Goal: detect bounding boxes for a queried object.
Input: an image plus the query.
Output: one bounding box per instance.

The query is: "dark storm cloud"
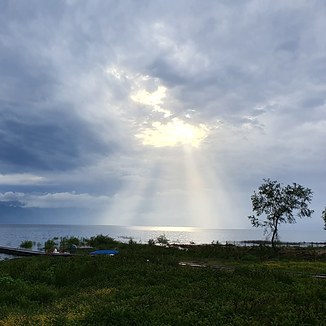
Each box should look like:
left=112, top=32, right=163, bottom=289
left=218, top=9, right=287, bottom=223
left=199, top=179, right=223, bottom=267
left=0, top=0, right=124, bottom=175
left=0, top=105, right=112, bottom=172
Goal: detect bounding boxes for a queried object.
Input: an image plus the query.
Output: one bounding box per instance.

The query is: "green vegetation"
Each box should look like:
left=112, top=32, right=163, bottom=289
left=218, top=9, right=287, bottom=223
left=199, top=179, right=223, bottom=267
left=19, top=240, right=33, bottom=249
left=0, top=236, right=325, bottom=325
left=44, top=239, right=58, bottom=252
left=86, top=234, right=118, bottom=249
left=42, top=235, right=109, bottom=253
left=155, top=233, right=169, bottom=245
left=59, top=236, right=85, bottom=253
left=248, top=179, right=314, bottom=247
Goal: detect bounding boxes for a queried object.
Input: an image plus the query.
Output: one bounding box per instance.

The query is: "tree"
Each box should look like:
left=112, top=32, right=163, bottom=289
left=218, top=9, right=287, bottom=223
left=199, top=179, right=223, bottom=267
left=248, top=179, right=314, bottom=247
left=322, top=207, right=326, bottom=230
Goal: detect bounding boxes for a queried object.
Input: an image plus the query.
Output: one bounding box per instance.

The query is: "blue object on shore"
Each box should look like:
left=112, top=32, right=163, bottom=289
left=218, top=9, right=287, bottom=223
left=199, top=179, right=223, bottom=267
left=90, top=249, right=119, bottom=256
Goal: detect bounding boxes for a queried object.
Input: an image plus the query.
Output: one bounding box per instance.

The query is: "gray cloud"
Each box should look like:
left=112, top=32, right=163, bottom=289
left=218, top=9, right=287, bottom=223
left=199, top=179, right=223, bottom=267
left=0, top=105, right=113, bottom=172
left=0, top=0, right=325, bottom=228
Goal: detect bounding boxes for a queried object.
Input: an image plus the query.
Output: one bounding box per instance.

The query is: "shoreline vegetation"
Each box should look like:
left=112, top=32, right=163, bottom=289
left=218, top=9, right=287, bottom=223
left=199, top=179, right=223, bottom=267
left=10, top=233, right=326, bottom=252
left=0, top=234, right=325, bottom=325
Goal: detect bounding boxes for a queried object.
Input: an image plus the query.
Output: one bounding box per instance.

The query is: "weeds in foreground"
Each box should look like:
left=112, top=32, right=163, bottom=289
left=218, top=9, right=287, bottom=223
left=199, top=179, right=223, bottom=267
left=1, top=238, right=325, bottom=325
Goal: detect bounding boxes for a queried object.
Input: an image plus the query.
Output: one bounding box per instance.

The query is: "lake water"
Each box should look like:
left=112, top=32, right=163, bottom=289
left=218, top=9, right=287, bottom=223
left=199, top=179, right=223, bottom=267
left=0, top=224, right=325, bottom=260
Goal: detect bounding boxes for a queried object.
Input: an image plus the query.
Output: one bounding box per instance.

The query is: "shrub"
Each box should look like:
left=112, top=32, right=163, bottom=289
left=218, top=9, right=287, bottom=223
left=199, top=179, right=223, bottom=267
left=59, top=236, right=82, bottom=252
left=44, top=239, right=57, bottom=252
left=86, top=234, right=119, bottom=249
left=128, top=238, right=137, bottom=245
left=19, top=240, right=33, bottom=249
left=156, top=234, right=169, bottom=245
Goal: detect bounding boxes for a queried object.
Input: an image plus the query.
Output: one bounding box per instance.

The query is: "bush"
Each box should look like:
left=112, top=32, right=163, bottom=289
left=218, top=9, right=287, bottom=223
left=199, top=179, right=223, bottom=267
left=44, top=239, right=57, bottom=252
left=59, top=236, right=82, bottom=252
left=86, top=234, right=119, bottom=249
left=156, top=234, right=169, bottom=245
left=19, top=240, right=33, bottom=249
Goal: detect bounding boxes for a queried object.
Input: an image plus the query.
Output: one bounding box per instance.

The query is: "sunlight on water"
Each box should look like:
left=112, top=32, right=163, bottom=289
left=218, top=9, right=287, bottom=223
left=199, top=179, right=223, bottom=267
left=129, top=225, right=198, bottom=232
left=0, top=225, right=324, bottom=254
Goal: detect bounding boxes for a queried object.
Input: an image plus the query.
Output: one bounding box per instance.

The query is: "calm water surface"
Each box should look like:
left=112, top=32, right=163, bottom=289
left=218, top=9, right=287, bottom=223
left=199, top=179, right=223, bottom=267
left=0, top=224, right=325, bottom=260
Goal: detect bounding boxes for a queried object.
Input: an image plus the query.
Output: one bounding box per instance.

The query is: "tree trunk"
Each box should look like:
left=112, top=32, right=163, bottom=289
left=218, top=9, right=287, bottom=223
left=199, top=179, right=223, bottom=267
left=271, top=226, right=278, bottom=248
left=271, top=216, right=280, bottom=249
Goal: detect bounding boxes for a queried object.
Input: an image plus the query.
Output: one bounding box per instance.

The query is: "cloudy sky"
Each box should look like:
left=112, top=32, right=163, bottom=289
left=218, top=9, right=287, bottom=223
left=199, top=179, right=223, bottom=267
left=0, top=0, right=325, bottom=230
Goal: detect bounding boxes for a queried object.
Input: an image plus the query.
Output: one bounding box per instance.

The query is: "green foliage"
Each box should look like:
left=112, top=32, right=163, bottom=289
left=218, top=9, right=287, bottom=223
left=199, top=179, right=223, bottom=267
left=128, top=238, right=137, bottom=245
left=86, top=234, right=119, bottom=249
left=248, top=179, right=314, bottom=247
left=19, top=240, right=33, bottom=249
left=44, top=239, right=57, bottom=252
left=156, top=234, right=169, bottom=245
left=322, top=207, right=326, bottom=230
left=59, top=236, right=83, bottom=252
left=0, top=240, right=325, bottom=324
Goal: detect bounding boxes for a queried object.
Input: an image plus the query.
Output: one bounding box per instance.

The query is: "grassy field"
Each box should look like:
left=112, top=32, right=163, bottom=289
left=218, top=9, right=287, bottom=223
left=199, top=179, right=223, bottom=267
left=0, top=237, right=325, bottom=325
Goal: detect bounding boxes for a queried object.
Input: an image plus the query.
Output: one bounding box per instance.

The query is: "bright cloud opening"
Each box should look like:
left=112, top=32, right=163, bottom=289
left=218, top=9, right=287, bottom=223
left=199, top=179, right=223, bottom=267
left=136, top=118, right=208, bottom=148
left=131, top=86, right=172, bottom=117
left=131, top=86, right=166, bottom=107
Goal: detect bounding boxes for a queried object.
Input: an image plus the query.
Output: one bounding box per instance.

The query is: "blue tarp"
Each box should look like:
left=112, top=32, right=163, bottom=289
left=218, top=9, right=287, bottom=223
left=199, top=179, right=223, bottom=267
left=90, top=249, right=119, bottom=255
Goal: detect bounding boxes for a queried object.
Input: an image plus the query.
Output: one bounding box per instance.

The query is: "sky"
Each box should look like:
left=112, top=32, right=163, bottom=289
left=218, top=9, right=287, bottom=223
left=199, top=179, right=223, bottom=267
left=0, top=0, right=325, bottom=230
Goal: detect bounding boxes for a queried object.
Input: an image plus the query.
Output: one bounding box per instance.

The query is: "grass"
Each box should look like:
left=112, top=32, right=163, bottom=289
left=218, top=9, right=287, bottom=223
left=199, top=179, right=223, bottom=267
left=0, top=237, right=325, bottom=325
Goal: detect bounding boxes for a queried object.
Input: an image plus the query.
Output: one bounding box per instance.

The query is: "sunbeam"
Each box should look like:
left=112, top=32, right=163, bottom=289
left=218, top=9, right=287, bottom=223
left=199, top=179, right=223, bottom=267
left=100, top=144, right=238, bottom=228
left=99, top=160, right=160, bottom=226
left=100, top=77, right=235, bottom=228
left=181, top=147, right=237, bottom=228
